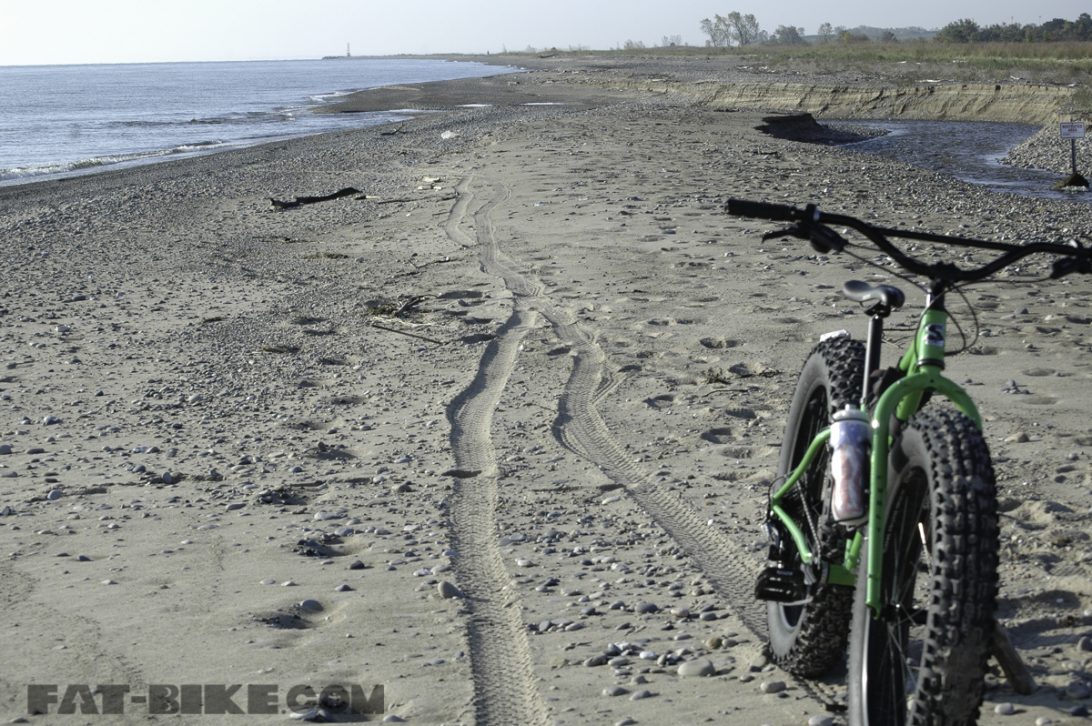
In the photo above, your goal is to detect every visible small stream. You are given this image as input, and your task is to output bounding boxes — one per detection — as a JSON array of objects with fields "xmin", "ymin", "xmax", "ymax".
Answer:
[{"xmin": 838, "ymin": 120, "xmax": 1090, "ymax": 204}]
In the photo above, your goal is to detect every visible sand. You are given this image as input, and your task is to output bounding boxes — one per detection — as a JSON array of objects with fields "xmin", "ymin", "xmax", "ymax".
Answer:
[{"xmin": 1, "ymin": 61, "xmax": 1091, "ymax": 725}]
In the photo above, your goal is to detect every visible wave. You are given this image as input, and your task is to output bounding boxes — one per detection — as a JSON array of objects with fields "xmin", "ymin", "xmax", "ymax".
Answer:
[
  {"xmin": 1, "ymin": 141, "xmax": 228, "ymax": 182},
  {"xmin": 109, "ymin": 109, "xmax": 299, "ymax": 129}
]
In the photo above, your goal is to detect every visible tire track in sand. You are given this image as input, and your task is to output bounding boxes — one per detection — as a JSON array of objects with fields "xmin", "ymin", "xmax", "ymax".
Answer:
[
  {"xmin": 443, "ymin": 176, "xmax": 550, "ymax": 726},
  {"xmin": 451, "ymin": 177, "xmax": 844, "ymax": 712}
]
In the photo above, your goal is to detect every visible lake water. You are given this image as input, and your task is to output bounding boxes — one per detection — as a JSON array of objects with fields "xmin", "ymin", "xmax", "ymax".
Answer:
[{"xmin": 0, "ymin": 58, "xmax": 519, "ymax": 185}]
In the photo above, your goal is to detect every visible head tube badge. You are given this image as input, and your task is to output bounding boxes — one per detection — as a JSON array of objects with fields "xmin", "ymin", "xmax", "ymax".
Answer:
[{"xmin": 925, "ymin": 323, "xmax": 945, "ymax": 348}]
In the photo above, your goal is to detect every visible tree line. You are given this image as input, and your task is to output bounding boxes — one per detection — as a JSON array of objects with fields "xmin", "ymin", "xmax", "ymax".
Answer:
[
  {"xmin": 700, "ymin": 12, "xmax": 1092, "ymax": 46},
  {"xmin": 936, "ymin": 14, "xmax": 1092, "ymax": 43}
]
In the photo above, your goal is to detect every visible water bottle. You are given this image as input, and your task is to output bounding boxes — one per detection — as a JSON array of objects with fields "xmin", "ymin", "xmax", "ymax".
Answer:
[{"xmin": 829, "ymin": 406, "xmax": 870, "ymax": 526}]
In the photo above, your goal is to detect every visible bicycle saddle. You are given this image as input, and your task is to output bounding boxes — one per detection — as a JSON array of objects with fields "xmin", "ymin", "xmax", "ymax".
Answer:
[{"xmin": 842, "ymin": 280, "xmax": 906, "ymax": 310}]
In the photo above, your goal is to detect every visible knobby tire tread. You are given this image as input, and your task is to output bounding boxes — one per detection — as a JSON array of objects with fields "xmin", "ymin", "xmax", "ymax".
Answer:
[
  {"xmin": 848, "ymin": 408, "xmax": 999, "ymax": 726},
  {"xmin": 767, "ymin": 337, "xmax": 863, "ymax": 678}
]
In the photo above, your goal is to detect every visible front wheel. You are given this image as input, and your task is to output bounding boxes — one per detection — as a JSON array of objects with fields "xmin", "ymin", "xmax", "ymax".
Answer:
[{"xmin": 847, "ymin": 409, "xmax": 999, "ymax": 726}]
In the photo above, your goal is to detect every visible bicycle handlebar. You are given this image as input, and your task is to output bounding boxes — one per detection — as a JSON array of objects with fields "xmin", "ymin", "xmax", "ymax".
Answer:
[{"xmin": 727, "ymin": 198, "xmax": 1092, "ymax": 284}]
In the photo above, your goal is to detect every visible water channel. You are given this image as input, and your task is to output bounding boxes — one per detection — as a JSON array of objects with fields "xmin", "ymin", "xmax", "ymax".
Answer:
[{"xmin": 838, "ymin": 120, "xmax": 1089, "ymax": 204}]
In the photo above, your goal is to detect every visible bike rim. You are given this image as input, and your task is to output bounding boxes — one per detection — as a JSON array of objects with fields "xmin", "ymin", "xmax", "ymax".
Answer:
[
  {"xmin": 775, "ymin": 385, "xmax": 829, "ymax": 630},
  {"xmin": 859, "ymin": 468, "xmax": 930, "ymax": 722}
]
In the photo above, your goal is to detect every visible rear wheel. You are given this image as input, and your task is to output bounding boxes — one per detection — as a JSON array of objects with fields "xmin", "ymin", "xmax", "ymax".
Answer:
[
  {"xmin": 847, "ymin": 409, "xmax": 998, "ymax": 725},
  {"xmin": 765, "ymin": 337, "xmax": 862, "ymax": 677}
]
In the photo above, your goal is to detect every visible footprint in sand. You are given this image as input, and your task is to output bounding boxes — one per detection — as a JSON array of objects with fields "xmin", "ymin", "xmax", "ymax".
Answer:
[
  {"xmin": 644, "ymin": 394, "xmax": 675, "ymax": 409},
  {"xmin": 700, "ymin": 427, "xmax": 734, "ymax": 444},
  {"xmin": 699, "ymin": 337, "xmax": 741, "ymax": 350}
]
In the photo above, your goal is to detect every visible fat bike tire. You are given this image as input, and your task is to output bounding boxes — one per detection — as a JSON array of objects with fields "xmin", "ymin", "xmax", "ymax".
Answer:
[
  {"xmin": 766, "ymin": 337, "xmax": 863, "ymax": 677},
  {"xmin": 847, "ymin": 409, "xmax": 999, "ymax": 726}
]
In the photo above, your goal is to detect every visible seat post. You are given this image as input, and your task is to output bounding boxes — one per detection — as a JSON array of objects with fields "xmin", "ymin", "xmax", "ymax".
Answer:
[{"xmin": 862, "ymin": 307, "xmax": 888, "ymax": 407}]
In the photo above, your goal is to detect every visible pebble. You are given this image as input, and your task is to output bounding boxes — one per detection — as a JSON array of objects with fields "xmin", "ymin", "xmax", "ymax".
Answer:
[
  {"xmin": 225, "ymin": 502, "xmax": 246, "ymax": 511},
  {"xmin": 46, "ymin": 489, "xmax": 63, "ymax": 501},
  {"xmin": 313, "ymin": 511, "xmax": 343, "ymax": 521},
  {"xmin": 1035, "ymin": 717, "xmax": 1054, "ymax": 726},
  {"xmin": 584, "ymin": 655, "xmax": 608, "ymax": 667},
  {"xmin": 0, "ymin": 444, "xmax": 11, "ymax": 455},
  {"xmin": 760, "ymin": 680, "xmax": 786, "ymax": 694},
  {"xmin": 603, "ymin": 686, "xmax": 628, "ymax": 697},
  {"xmin": 677, "ymin": 659, "xmax": 715, "ymax": 678},
  {"xmin": 437, "ymin": 580, "xmax": 463, "ymax": 599},
  {"xmin": 635, "ymin": 601, "xmax": 658, "ymax": 614},
  {"xmin": 808, "ymin": 717, "xmax": 835, "ymax": 726},
  {"xmin": 993, "ymin": 702, "xmax": 1016, "ymax": 715},
  {"xmin": 615, "ymin": 719, "xmax": 637, "ymax": 726},
  {"xmin": 1065, "ymin": 681, "xmax": 1091, "ymax": 700},
  {"xmin": 334, "ymin": 583, "xmax": 353, "ymax": 592},
  {"xmin": 297, "ymin": 599, "xmax": 323, "ymax": 613},
  {"xmin": 1078, "ymin": 635, "xmax": 1092, "ymax": 652},
  {"xmin": 629, "ymin": 689, "xmax": 653, "ymax": 700},
  {"xmin": 348, "ymin": 560, "xmax": 366, "ymax": 570}
]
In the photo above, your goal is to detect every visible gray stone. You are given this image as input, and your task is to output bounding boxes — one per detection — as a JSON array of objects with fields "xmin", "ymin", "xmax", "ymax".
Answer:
[
  {"xmin": 1065, "ymin": 681, "xmax": 1091, "ymax": 700},
  {"xmin": 760, "ymin": 680, "xmax": 786, "ymax": 694},
  {"xmin": 993, "ymin": 702, "xmax": 1016, "ymax": 715},
  {"xmin": 677, "ymin": 659, "xmax": 715, "ymax": 678},
  {"xmin": 437, "ymin": 580, "xmax": 462, "ymax": 599}
]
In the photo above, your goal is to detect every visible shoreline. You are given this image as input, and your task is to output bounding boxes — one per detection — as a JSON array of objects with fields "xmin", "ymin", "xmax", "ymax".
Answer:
[
  {"xmin": 7, "ymin": 54, "xmax": 1086, "ymax": 195},
  {"xmin": 2, "ymin": 62, "xmax": 1092, "ymax": 725}
]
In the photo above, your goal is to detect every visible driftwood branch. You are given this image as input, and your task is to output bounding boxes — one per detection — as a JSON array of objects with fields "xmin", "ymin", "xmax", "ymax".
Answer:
[
  {"xmin": 269, "ymin": 187, "xmax": 362, "ymax": 210},
  {"xmin": 393, "ymin": 296, "xmax": 427, "ymax": 317},
  {"xmin": 368, "ymin": 321, "xmax": 445, "ymax": 345}
]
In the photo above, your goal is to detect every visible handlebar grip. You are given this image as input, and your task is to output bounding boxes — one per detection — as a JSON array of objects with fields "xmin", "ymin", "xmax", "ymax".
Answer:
[{"xmin": 727, "ymin": 198, "xmax": 802, "ymax": 222}]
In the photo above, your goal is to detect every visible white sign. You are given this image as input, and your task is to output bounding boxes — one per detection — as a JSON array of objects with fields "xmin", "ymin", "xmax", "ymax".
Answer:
[{"xmin": 1060, "ymin": 122, "xmax": 1086, "ymax": 139}]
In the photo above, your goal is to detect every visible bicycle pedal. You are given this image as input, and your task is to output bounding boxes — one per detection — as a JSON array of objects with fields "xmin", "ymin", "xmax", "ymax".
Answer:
[{"xmin": 754, "ymin": 566, "xmax": 807, "ymax": 602}]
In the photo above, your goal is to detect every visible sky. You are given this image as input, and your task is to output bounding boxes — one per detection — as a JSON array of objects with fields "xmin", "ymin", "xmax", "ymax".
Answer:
[{"xmin": 0, "ymin": 0, "xmax": 1088, "ymax": 66}]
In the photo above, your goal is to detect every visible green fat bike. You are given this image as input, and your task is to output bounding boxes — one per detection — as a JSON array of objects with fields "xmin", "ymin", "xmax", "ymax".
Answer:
[{"xmin": 727, "ymin": 199, "xmax": 1092, "ymax": 725}]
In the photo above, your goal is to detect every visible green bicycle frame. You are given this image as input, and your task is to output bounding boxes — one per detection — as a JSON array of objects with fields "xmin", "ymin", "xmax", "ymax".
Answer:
[{"xmin": 769, "ymin": 300, "xmax": 984, "ymax": 614}]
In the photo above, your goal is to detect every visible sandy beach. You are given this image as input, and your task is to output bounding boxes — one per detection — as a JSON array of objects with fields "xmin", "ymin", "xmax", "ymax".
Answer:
[{"xmin": 1, "ymin": 59, "xmax": 1091, "ymax": 725}]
